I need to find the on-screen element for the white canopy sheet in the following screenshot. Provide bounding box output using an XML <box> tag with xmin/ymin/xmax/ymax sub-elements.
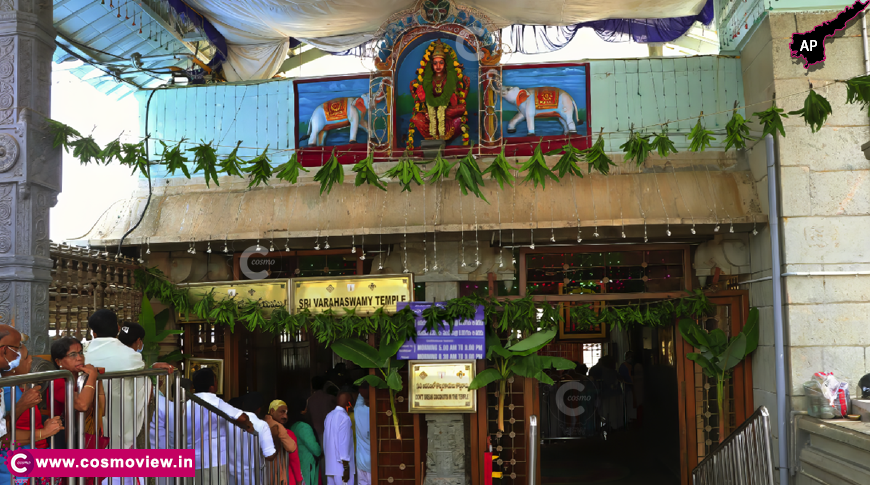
<box><xmin>186</xmin><ymin>0</ymin><xmax>707</xmax><ymax>81</ymax></box>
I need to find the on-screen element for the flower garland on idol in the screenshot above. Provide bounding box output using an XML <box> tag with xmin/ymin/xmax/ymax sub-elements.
<box><xmin>408</xmin><ymin>40</ymin><xmax>470</xmax><ymax>151</ymax></box>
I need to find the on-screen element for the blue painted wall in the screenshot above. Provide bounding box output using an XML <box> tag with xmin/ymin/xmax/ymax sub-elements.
<box><xmin>139</xmin><ymin>56</ymin><xmax>743</xmax><ymax>179</ymax></box>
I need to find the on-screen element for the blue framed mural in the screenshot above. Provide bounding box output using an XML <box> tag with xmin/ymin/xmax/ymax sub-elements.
<box><xmin>395</xmin><ymin>35</ymin><xmax>479</xmax><ymax>151</ymax></box>
<box><xmin>501</xmin><ymin>64</ymin><xmax>589</xmax><ymax>139</ymax></box>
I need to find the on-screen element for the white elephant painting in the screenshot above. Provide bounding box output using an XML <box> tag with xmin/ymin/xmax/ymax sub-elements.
<box><xmin>306</xmin><ymin>92</ymin><xmax>381</xmax><ymax>146</ymax></box>
<box><xmin>500</xmin><ymin>86</ymin><xmax>580</xmax><ymax>136</ymax></box>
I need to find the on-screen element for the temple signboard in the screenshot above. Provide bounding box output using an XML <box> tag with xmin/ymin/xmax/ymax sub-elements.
<box><xmin>408</xmin><ymin>360</ymin><xmax>477</xmax><ymax>413</ymax></box>
<box><xmin>290</xmin><ymin>274</ymin><xmax>414</xmax><ymax>315</ymax></box>
<box><xmin>396</xmin><ymin>302</ymin><xmax>486</xmax><ymax>360</ymax></box>
<box><xmin>180</xmin><ymin>280</ymin><xmax>290</xmax><ymax>319</ymax></box>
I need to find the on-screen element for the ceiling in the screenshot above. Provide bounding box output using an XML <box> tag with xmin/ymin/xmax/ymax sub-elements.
<box><xmin>52</xmin><ymin>0</ymin><xmax>216</xmax><ymax>98</ymax></box>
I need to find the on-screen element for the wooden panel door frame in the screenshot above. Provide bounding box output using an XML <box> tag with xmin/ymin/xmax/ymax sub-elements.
<box><xmin>677</xmin><ymin>289</ymin><xmax>753</xmax><ymax>485</ymax></box>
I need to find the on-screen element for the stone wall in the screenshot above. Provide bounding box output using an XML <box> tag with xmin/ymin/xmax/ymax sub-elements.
<box><xmin>742</xmin><ymin>9</ymin><xmax>870</xmax><ymax>481</ymax></box>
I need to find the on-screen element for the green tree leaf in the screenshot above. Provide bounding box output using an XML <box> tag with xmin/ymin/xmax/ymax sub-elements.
<box><xmin>519</xmin><ymin>140</ymin><xmax>559</xmax><ymax>189</ymax></box>
<box><xmin>687</xmin><ymin>117</ymin><xmax>715</xmax><ymax>152</ymax></box>
<box><xmin>355</xmin><ymin>374</ymin><xmax>389</xmax><ymax>389</ymax></box>
<box><xmin>742</xmin><ymin>307</ymin><xmax>760</xmax><ymax>355</ymax></box>
<box><xmin>651</xmin><ymin>125</ymin><xmax>679</xmax><ymax>158</ymax></box>
<box><xmin>469</xmin><ymin>368</ymin><xmax>503</xmax><ymax>390</ymax></box>
<box><xmin>505</xmin><ymin>327</ymin><xmax>557</xmax><ymax>354</ymax></box>
<box><xmin>313</xmin><ymin>149</ymin><xmax>344</xmax><ymax>195</ymax></box>
<box><xmin>482</xmin><ymin>147</ymin><xmax>517</xmax><ymax>189</ymax></box>
<box><xmin>718</xmin><ymin>333</ymin><xmax>746</xmax><ymax>372</ymax></box>
<box><xmin>552</xmin><ymin>143</ymin><xmax>585</xmax><ymax>178</ymax></box>
<box><xmin>274</xmin><ymin>151</ymin><xmax>310</xmax><ymax>184</ymax></box>
<box><xmin>789</xmin><ymin>89</ymin><xmax>832</xmax><ymax>133</ymax></box>
<box><xmin>845</xmin><ymin>74</ymin><xmax>870</xmax><ymax>117</ymax></box>
<box><xmin>455</xmin><ymin>147</ymin><xmax>488</xmax><ymax>202</ymax></box>
<box><xmin>189</xmin><ymin>141</ymin><xmax>221</xmax><ymax>187</ymax></box>
<box><xmin>724</xmin><ymin>112</ymin><xmax>755</xmax><ymax>151</ymax></box>
<box><xmin>241</xmin><ymin>145</ymin><xmax>274</xmax><ymax>187</ymax></box>
<box><xmin>619</xmin><ymin>129</ymin><xmax>653</xmax><ymax>167</ymax></box>
<box><xmin>352</xmin><ymin>152</ymin><xmax>387</xmax><ymax>191</ymax></box>
<box><xmin>159</xmin><ymin>139</ymin><xmax>191</xmax><ymax>178</ymax></box>
<box><xmin>752</xmin><ymin>103</ymin><xmax>788</xmax><ymax>139</ymax></box>
<box><xmin>583</xmin><ymin>131</ymin><xmax>615</xmax><ymax>175</ymax></box>
<box><xmin>46</xmin><ymin>119</ymin><xmax>81</xmax><ymax>152</ymax></box>
<box><xmin>423</xmin><ymin>148</ymin><xmax>455</xmax><ymax>182</ymax></box>
<box><xmin>70</xmin><ymin>136</ymin><xmax>103</xmax><ymax>165</ymax></box>
<box><xmin>386</xmin><ymin>367</ymin><xmax>403</xmax><ymax>391</ymax></box>
<box><xmin>330</xmin><ymin>338</ymin><xmax>383</xmax><ymax>368</ymax></box>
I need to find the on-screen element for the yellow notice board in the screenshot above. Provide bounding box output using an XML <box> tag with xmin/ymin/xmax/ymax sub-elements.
<box><xmin>290</xmin><ymin>274</ymin><xmax>414</xmax><ymax>315</ymax></box>
<box><xmin>180</xmin><ymin>280</ymin><xmax>290</xmax><ymax>319</ymax></box>
<box><xmin>408</xmin><ymin>360</ymin><xmax>477</xmax><ymax>413</ymax></box>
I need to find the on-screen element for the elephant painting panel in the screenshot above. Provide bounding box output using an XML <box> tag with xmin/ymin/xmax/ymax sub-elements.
<box><xmin>500</xmin><ymin>64</ymin><xmax>589</xmax><ymax>140</ymax></box>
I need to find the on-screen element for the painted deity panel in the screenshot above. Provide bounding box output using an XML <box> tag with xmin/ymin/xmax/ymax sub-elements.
<box><xmin>396</xmin><ymin>36</ymin><xmax>479</xmax><ymax>150</ymax></box>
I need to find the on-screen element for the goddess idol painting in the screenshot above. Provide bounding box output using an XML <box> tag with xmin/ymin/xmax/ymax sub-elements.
<box><xmin>407</xmin><ymin>39</ymin><xmax>471</xmax><ymax>149</ymax></box>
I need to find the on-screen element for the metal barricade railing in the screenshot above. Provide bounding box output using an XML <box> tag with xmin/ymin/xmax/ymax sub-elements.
<box><xmin>82</xmin><ymin>368</ymin><xmax>185</xmax><ymax>485</ymax></box>
<box><xmin>3</xmin><ymin>370</ymin><xmax>76</xmax><ymax>485</ymax></box>
<box><xmin>264</xmin><ymin>446</ymin><xmax>290</xmax><ymax>485</ymax></box>
<box><xmin>691</xmin><ymin>406</ymin><xmax>775</xmax><ymax>485</ymax></box>
<box><xmin>185</xmin><ymin>391</ymin><xmax>266</xmax><ymax>485</ymax></box>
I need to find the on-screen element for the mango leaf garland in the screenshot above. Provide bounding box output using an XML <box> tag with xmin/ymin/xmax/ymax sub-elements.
<box><xmin>583</xmin><ymin>132</ymin><xmax>615</xmax><ymax>175</ymax></box>
<box><xmin>687</xmin><ymin>117</ymin><xmax>715</xmax><ymax>152</ymax></box>
<box><xmin>313</xmin><ymin>149</ymin><xmax>344</xmax><ymax>195</ymax></box>
<box><xmin>120</xmin><ymin>141</ymin><xmax>149</xmax><ymax>177</ymax></box>
<box><xmin>351</xmin><ymin>152</ymin><xmax>386</xmax><ymax>191</ymax></box>
<box><xmin>481</xmin><ymin>147</ymin><xmax>516</xmax><ymax>189</ymax></box>
<box><xmin>651</xmin><ymin>125</ymin><xmax>679</xmax><ymax>158</ymax></box>
<box><xmin>552</xmin><ymin>143</ymin><xmax>585</xmax><ymax>178</ymax></box>
<box><xmin>519</xmin><ymin>140</ymin><xmax>559</xmax><ymax>189</ymax></box>
<box><xmin>789</xmin><ymin>89</ymin><xmax>832</xmax><ymax>133</ymax></box>
<box><xmin>100</xmin><ymin>138</ymin><xmax>123</xmax><ymax>165</ymax></box>
<box><xmin>845</xmin><ymin>74</ymin><xmax>870</xmax><ymax>116</ymax></box>
<box><xmin>274</xmin><ymin>152</ymin><xmax>309</xmax><ymax>184</ymax></box>
<box><xmin>46</xmin><ymin>119</ymin><xmax>81</xmax><ymax>152</ymax></box>
<box><xmin>70</xmin><ymin>136</ymin><xmax>103</xmax><ymax>165</ymax></box>
<box><xmin>455</xmin><ymin>147</ymin><xmax>488</xmax><ymax>202</ymax></box>
<box><xmin>384</xmin><ymin>156</ymin><xmax>424</xmax><ymax>192</ymax></box>
<box><xmin>423</xmin><ymin>148</ymin><xmax>455</xmax><ymax>182</ymax></box>
<box><xmin>619</xmin><ymin>129</ymin><xmax>653</xmax><ymax>167</ymax></box>
<box><xmin>159</xmin><ymin>139</ymin><xmax>191</xmax><ymax>178</ymax></box>
<box><xmin>752</xmin><ymin>103</ymin><xmax>788</xmax><ymax>139</ymax></box>
<box><xmin>188</xmin><ymin>142</ymin><xmax>221</xmax><ymax>187</ymax></box>
<box><xmin>723</xmin><ymin>112</ymin><xmax>755</xmax><ymax>151</ymax></box>
<box><xmin>219</xmin><ymin>141</ymin><xmax>246</xmax><ymax>178</ymax></box>
<box><xmin>241</xmin><ymin>145</ymin><xmax>274</xmax><ymax>188</ymax></box>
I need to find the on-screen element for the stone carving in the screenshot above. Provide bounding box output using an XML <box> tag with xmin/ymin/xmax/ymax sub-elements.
<box><xmin>0</xmin><ymin>37</ymin><xmax>13</xmax><ymax>125</ymax></box>
<box><xmin>0</xmin><ymin>132</ymin><xmax>18</xmax><ymax>172</ymax></box>
<box><xmin>423</xmin><ymin>414</ymin><xmax>468</xmax><ymax>485</ymax></box>
<box><xmin>19</xmin><ymin>38</ymin><xmax>32</xmax><ymax>116</ymax></box>
<box><xmin>0</xmin><ymin>183</ymin><xmax>11</xmax><ymax>253</ymax></box>
<box><xmin>0</xmin><ymin>281</ymin><xmax>10</xmax><ymax>324</ymax></box>
<box><xmin>0</xmin><ymin>0</ymin><xmax>12</xmax><ymax>12</ymax></box>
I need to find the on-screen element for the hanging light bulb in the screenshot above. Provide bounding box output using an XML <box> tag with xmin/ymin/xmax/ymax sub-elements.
<box><xmin>729</xmin><ymin>224</ymin><xmax>734</xmax><ymax>234</ymax></box>
<box><xmin>315</xmin><ymin>243</ymin><xmax>321</xmax><ymax>250</ymax></box>
<box><xmin>360</xmin><ymin>252</ymin><xmax>366</xmax><ymax>261</ymax></box>
<box><xmin>691</xmin><ymin>225</ymin><xmax>697</xmax><ymax>235</ymax></box>
<box><xmin>666</xmin><ymin>229</ymin><xmax>672</xmax><ymax>237</ymax></box>
<box><xmin>256</xmin><ymin>239</ymin><xmax>262</xmax><ymax>251</ymax></box>
<box><xmin>461</xmin><ymin>261</ymin><xmax>467</xmax><ymax>267</ymax></box>
<box><xmin>593</xmin><ymin>232</ymin><xmax>599</xmax><ymax>238</ymax></box>
<box><xmin>714</xmin><ymin>224</ymin><xmax>720</xmax><ymax>232</ymax></box>
<box><xmin>475</xmin><ymin>259</ymin><xmax>481</xmax><ymax>267</ymax></box>
<box><xmin>423</xmin><ymin>266</ymin><xmax>429</xmax><ymax>273</ymax></box>
<box><xmin>284</xmin><ymin>239</ymin><xmax>290</xmax><ymax>252</ymax></box>
<box><xmin>752</xmin><ymin>228</ymin><xmax>758</xmax><ymax>236</ymax></box>
<box><xmin>549</xmin><ymin>235</ymin><xmax>555</xmax><ymax>243</ymax></box>
<box><xmin>145</xmin><ymin>238</ymin><xmax>151</xmax><ymax>255</ymax></box>
<box><xmin>324</xmin><ymin>241</ymin><xmax>330</xmax><ymax>249</ymax></box>
<box><xmin>433</xmin><ymin>263</ymin><xmax>439</xmax><ymax>271</ymax></box>
<box><xmin>529</xmin><ymin>243</ymin><xmax>535</xmax><ymax>250</ymax></box>
<box><xmin>621</xmin><ymin>231</ymin><xmax>626</xmax><ymax>239</ymax></box>
<box><xmin>223</xmin><ymin>242</ymin><xmax>228</xmax><ymax>253</ymax></box>
<box><xmin>207</xmin><ymin>242</ymin><xmax>212</xmax><ymax>254</ymax></box>
<box><xmin>352</xmin><ymin>246</ymin><xmax>357</xmax><ymax>254</ymax></box>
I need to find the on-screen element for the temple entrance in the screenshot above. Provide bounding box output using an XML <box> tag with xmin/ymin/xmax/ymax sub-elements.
<box><xmin>538</xmin><ymin>328</ymin><xmax>682</xmax><ymax>485</ymax></box>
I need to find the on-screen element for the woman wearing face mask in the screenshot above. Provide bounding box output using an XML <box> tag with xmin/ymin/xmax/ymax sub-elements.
<box><xmin>118</xmin><ymin>323</ymin><xmax>146</xmax><ymax>353</ymax></box>
<box><xmin>0</xmin><ymin>345</ymin><xmax>64</xmax><ymax>484</ymax></box>
<box><xmin>51</xmin><ymin>336</ymin><xmax>107</xmax><ymax>452</ymax></box>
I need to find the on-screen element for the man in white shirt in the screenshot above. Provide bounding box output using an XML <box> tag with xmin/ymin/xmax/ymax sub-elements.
<box><xmin>228</xmin><ymin>392</ymin><xmax>277</xmax><ymax>484</ymax></box>
<box><xmin>84</xmin><ymin>310</ymin><xmax>174</xmax><ymax>485</ymax></box>
<box><xmin>186</xmin><ymin>368</ymin><xmax>251</xmax><ymax>484</ymax></box>
<box><xmin>323</xmin><ymin>392</ymin><xmax>355</xmax><ymax>485</ymax></box>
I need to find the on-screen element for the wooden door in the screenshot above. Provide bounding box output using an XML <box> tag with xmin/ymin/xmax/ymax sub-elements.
<box><xmin>676</xmin><ymin>290</ymin><xmax>754</xmax><ymax>485</ymax></box>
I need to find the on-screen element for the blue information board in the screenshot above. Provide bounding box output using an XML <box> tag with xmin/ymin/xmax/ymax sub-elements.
<box><xmin>396</xmin><ymin>302</ymin><xmax>486</xmax><ymax>360</ymax></box>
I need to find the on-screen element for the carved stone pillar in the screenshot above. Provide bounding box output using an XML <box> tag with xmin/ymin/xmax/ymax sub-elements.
<box><xmin>423</xmin><ymin>414</ymin><xmax>469</xmax><ymax>485</ymax></box>
<box><xmin>0</xmin><ymin>0</ymin><xmax>61</xmax><ymax>354</ymax></box>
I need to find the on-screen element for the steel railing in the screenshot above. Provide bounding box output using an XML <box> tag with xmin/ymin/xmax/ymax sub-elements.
<box><xmin>692</xmin><ymin>406</ymin><xmax>775</xmax><ymax>485</ymax></box>
<box><xmin>3</xmin><ymin>369</ymin><xmax>77</xmax><ymax>485</ymax></box>
<box><xmin>185</xmin><ymin>391</ymin><xmax>268</xmax><ymax>485</ymax></box>
<box><xmin>264</xmin><ymin>445</ymin><xmax>290</xmax><ymax>485</ymax></box>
